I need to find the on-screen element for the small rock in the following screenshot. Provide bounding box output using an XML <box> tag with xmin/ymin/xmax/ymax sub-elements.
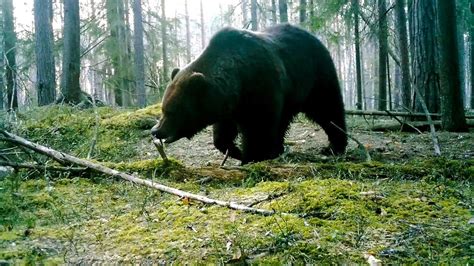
<box><xmin>0</xmin><ymin>166</ymin><xmax>14</xmax><ymax>180</ymax></box>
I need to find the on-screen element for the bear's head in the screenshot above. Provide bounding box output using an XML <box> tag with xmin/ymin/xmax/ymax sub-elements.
<box><xmin>151</xmin><ymin>68</ymin><xmax>215</xmax><ymax>143</ymax></box>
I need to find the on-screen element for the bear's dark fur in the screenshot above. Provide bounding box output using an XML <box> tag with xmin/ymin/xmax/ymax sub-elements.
<box><xmin>152</xmin><ymin>24</ymin><xmax>347</xmax><ymax>164</ymax></box>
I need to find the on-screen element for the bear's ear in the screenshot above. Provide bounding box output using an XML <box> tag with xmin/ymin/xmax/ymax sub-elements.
<box><xmin>171</xmin><ymin>68</ymin><xmax>180</xmax><ymax>80</ymax></box>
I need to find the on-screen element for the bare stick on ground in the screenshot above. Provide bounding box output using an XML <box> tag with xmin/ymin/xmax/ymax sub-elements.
<box><xmin>0</xmin><ymin>130</ymin><xmax>275</xmax><ymax>216</ymax></box>
<box><xmin>0</xmin><ymin>160</ymin><xmax>86</xmax><ymax>172</ymax></box>
<box><xmin>152</xmin><ymin>137</ymin><xmax>168</xmax><ymax>161</ymax></box>
<box><xmin>412</xmin><ymin>86</ymin><xmax>441</xmax><ymax>156</ymax></box>
<box><xmin>384</xmin><ymin>110</ymin><xmax>423</xmax><ymax>134</ymax></box>
<box><xmin>330</xmin><ymin>121</ymin><xmax>371</xmax><ymax>162</ymax></box>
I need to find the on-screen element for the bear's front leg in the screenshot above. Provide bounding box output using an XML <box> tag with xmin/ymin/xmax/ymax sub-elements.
<box><xmin>213</xmin><ymin>122</ymin><xmax>242</xmax><ymax>160</ymax></box>
<box><xmin>239</xmin><ymin>119</ymin><xmax>284</xmax><ymax>164</ymax></box>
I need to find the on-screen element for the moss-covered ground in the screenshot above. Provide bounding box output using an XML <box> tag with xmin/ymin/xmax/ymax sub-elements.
<box><xmin>0</xmin><ymin>105</ymin><xmax>473</xmax><ymax>264</ymax></box>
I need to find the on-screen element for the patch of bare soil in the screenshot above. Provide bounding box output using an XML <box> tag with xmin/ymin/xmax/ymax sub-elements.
<box><xmin>145</xmin><ymin>120</ymin><xmax>473</xmax><ymax>166</ymax></box>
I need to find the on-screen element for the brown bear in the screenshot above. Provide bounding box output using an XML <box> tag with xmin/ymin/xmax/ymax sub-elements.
<box><xmin>152</xmin><ymin>24</ymin><xmax>347</xmax><ymax>164</ymax></box>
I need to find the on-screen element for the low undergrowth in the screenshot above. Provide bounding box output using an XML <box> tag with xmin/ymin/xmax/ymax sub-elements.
<box><xmin>0</xmin><ymin>105</ymin><xmax>472</xmax><ymax>264</ymax></box>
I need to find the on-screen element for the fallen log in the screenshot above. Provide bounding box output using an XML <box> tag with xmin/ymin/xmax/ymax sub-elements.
<box><xmin>346</xmin><ymin>109</ymin><xmax>474</xmax><ymax>119</ymax></box>
<box><xmin>0</xmin><ymin>130</ymin><xmax>276</xmax><ymax>216</ymax></box>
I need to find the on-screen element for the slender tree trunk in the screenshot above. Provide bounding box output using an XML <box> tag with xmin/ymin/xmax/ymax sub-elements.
<box><xmin>0</xmin><ymin>0</ymin><xmax>4</xmax><ymax>110</ymax></box>
<box><xmin>133</xmin><ymin>0</ymin><xmax>146</xmax><ymax>107</ymax></box>
<box><xmin>395</xmin><ymin>0</ymin><xmax>411</xmax><ymax>110</ymax></box>
<box><xmin>185</xmin><ymin>0</ymin><xmax>191</xmax><ymax>63</ymax></box>
<box><xmin>299</xmin><ymin>0</ymin><xmax>306</xmax><ymax>25</ymax></box>
<box><xmin>242</xmin><ymin>0</ymin><xmax>248</xmax><ymax>27</ymax></box>
<box><xmin>271</xmin><ymin>0</ymin><xmax>277</xmax><ymax>25</ymax></box>
<box><xmin>471</xmin><ymin>19</ymin><xmax>474</xmax><ymax>109</ymax></box>
<box><xmin>251</xmin><ymin>0</ymin><xmax>258</xmax><ymax>30</ymax></box>
<box><xmin>353</xmin><ymin>0</ymin><xmax>363</xmax><ymax>110</ymax></box>
<box><xmin>161</xmin><ymin>0</ymin><xmax>169</xmax><ymax>82</ymax></box>
<box><xmin>3</xmin><ymin>0</ymin><xmax>18</xmax><ymax>110</ymax></box>
<box><xmin>34</xmin><ymin>0</ymin><xmax>56</xmax><ymax>106</ymax></box>
<box><xmin>437</xmin><ymin>0</ymin><xmax>467</xmax><ymax>131</ymax></box>
<box><xmin>60</xmin><ymin>0</ymin><xmax>81</xmax><ymax>104</ymax></box>
<box><xmin>309</xmin><ymin>0</ymin><xmax>314</xmax><ymax>30</ymax></box>
<box><xmin>200</xmin><ymin>0</ymin><xmax>206</xmax><ymax>49</ymax></box>
<box><xmin>279</xmin><ymin>0</ymin><xmax>288</xmax><ymax>23</ymax></box>
<box><xmin>377</xmin><ymin>0</ymin><xmax>388</xmax><ymax>110</ymax></box>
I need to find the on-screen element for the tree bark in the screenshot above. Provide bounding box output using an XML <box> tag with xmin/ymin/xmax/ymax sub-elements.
<box><xmin>271</xmin><ymin>0</ymin><xmax>277</xmax><ymax>25</ymax></box>
<box><xmin>185</xmin><ymin>0</ymin><xmax>191</xmax><ymax>63</ymax></box>
<box><xmin>60</xmin><ymin>0</ymin><xmax>81</xmax><ymax>104</ymax></box>
<box><xmin>160</xmin><ymin>0</ymin><xmax>169</xmax><ymax>83</ymax></box>
<box><xmin>437</xmin><ymin>0</ymin><xmax>467</xmax><ymax>131</ymax></box>
<box><xmin>34</xmin><ymin>0</ymin><xmax>56</xmax><ymax>106</ymax></box>
<box><xmin>3</xmin><ymin>0</ymin><xmax>18</xmax><ymax>110</ymax></box>
<box><xmin>395</xmin><ymin>0</ymin><xmax>411</xmax><ymax>110</ymax></box>
<box><xmin>133</xmin><ymin>0</ymin><xmax>146</xmax><ymax>108</ymax></box>
<box><xmin>409</xmin><ymin>0</ymin><xmax>440</xmax><ymax>113</ymax></box>
<box><xmin>471</xmin><ymin>13</ymin><xmax>474</xmax><ymax>109</ymax></box>
<box><xmin>0</xmin><ymin>0</ymin><xmax>4</xmax><ymax>110</ymax></box>
<box><xmin>299</xmin><ymin>0</ymin><xmax>306</xmax><ymax>24</ymax></box>
<box><xmin>352</xmin><ymin>0</ymin><xmax>363</xmax><ymax>110</ymax></box>
<box><xmin>279</xmin><ymin>0</ymin><xmax>288</xmax><ymax>23</ymax></box>
<box><xmin>200</xmin><ymin>0</ymin><xmax>206</xmax><ymax>49</ymax></box>
<box><xmin>251</xmin><ymin>0</ymin><xmax>258</xmax><ymax>30</ymax></box>
<box><xmin>377</xmin><ymin>0</ymin><xmax>388</xmax><ymax>111</ymax></box>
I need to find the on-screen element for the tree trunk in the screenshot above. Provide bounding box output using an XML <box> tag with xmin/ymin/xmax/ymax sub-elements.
<box><xmin>34</xmin><ymin>0</ymin><xmax>56</xmax><ymax>106</ymax></box>
<box><xmin>279</xmin><ymin>0</ymin><xmax>288</xmax><ymax>23</ymax></box>
<box><xmin>437</xmin><ymin>0</ymin><xmax>467</xmax><ymax>131</ymax></box>
<box><xmin>251</xmin><ymin>0</ymin><xmax>258</xmax><ymax>30</ymax></box>
<box><xmin>352</xmin><ymin>0</ymin><xmax>363</xmax><ymax>110</ymax></box>
<box><xmin>471</xmin><ymin>19</ymin><xmax>474</xmax><ymax>109</ymax></box>
<box><xmin>271</xmin><ymin>0</ymin><xmax>277</xmax><ymax>25</ymax></box>
<box><xmin>60</xmin><ymin>0</ymin><xmax>81</xmax><ymax>104</ymax></box>
<box><xmin>185</xmin><ymin>0</ymin><xmax>191</xmax><ymax>63</ymax></box>
<box><xmin>309</xmin><ymin>0</ymin><xmax>314</xmax><ymax>30</ymax></box>
<box><xmin>200</xmin><ymin>0</ymin><xmax>206</xmax><ymax>49</ymax></box>
<box><xmin>133</xmin><ymin>0</ymin><xmax>146</xmax><ymax>108</ymax></box>
<box><xmin>106</xmin><ymin>0</ymin><xmax>133</xmax><ymax>106</ymax></box>
<box><xmin>299</xmin><ymin>0</ymin><xmax>306</xmax><ymax>25</ymax></box>
<box><xmin>395</xmin><ymin>0</ymin><xmax>411</xmax><ymax>110</ymax></box>
<box><xmin>160</xmin><ymin>0</ymin><xmax>169</xmax><ymax>83</ymax></box>
<box><xmin>0</xmin><ymin>0</ymin><xmax>4</xmax><ymax>110</ymax></box>
<box><xmin>377</xmin><ymin>0</ymin><xmax>388</xmax><ymax>111</ymax></box>
<box><xmin>3</xmin><ymin>0</ymin><xmax>18</xmax><ymax>110</ymax></box>
<box><xmin>409</xmin><ymin>0</ymin><xmax>440</xmax><ymax>113</ymax></box>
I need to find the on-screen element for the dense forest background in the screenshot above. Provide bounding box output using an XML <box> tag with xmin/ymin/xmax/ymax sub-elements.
<box><xmin>1</xmin><ymin>0</ymin><xmax>473</xmax><ymax>127</ymax></box>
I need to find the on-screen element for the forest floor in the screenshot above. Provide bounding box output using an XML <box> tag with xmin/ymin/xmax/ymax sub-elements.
<box><xmin>0</xmin><ymin>105</ymin><xmax>473</xmax><ymax>264</ymax></box>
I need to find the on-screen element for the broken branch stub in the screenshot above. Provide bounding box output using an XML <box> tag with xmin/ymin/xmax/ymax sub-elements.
<box><xmin>152</xmin><ymin>137</ymin><xmax>168</xmax><ymax>161</ymax></box>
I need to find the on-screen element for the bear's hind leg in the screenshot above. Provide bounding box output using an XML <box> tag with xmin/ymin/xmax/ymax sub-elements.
<box><xmin>303</xmin><ymin>96</ymin><xmax>347</xmax><ymax>155</ymax></box>
<box><xmin>213</xmin><ymin>122</ymin><xmax>242</xmax><ymax>160</ymax></box>
<box><xmin>240</xmin><ymin>119</ymin><xmax>283</xmax><ymax>164</ymax></box>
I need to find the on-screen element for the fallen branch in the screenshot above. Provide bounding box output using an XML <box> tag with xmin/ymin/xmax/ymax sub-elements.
<box><xmin>346</xmin><ymin>109</ymin><xmax>474</xmax><ymax>119</ymax></box>
<box><xmin>384</xmin><ymin>110</ymin><xmax>422</xmax><ymax>134</ymax></box>
<box><xmin>330</xmin><ymin>122</ymin><xmax>371</xmax><ymax>162</ymax></box>
<box><xmin>0</xmin><ymin>160</ymin><xmax>86</xmax><ymax>172</ymax></box>
<box><xmin>0</xmin><ymin>130</ymin><xmax>275</xmax><ymax>216</ymax></box>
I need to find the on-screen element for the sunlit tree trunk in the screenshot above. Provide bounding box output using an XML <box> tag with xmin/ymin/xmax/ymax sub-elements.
<box><xmin>185</xmin><ymin>0</ymin><xmax>191</xmax><ymax>63</ymax></box>
<box><xmin>299</xmin><ymin>0</ymin><xmax>306</xmax><ymax>25</ymax></box>
<box><xmin>395</xmin><ymin>0</ymin><xmax>411</xmax><ymax>110</ymax></box>
<box><xmin>161</xmin><ymin>0</ymin><xmax>169</xmax><ymax>82</ymax></box>
<box><xmin>377</xmin><ymin>0</ymin><xmax>388</xmax><ymax>110</ymax></box>
<box><xmin>279</xmin><ymin>0</ymin><xmax>288</xmax><ymax>23</ymax></box>
<box><xmin>3</xmin><ymin>0</ymin><xmax>17</xmax><ymax>110</ymax></box>
<box><xmin>471</xmin><ymin>18</ymin><xmax>474</xmax><ymax>109</ymax></box>
<box><xmin>0</xmin><ymin>0</ymin><xmax>4</xmax><ymax>110</ymax></box>
<box><xmin>352</xmin><ymin>0</ymin><xmax>363</xmax><ymax>110</ymax></box>
<box><xmin>200</xmin><ymin>0</ymin><xmax>206</xmax><ymax>49</ymax></box>
<box><xmin>437</xmin><ymin>0</ymin><xmax>467</xmax><ymax>131</ymax></box>
<box><xmin>251</xmin><ymin>0</ymin><xmax>258</xmax><ymax>30</ymax></box>
<box><xmin>133</xmin><ymin>0</ymin><xmax>146</xmax><ymax>107</ymax></box>
<box><xmin>34</xmin><ymin>0</ymin><xmax>56</xmax><ymax>106</ymax></box>
<box><xmin>271</xmin><ymin>0</ymin><xmax>277</xmax><ymax>25</ymax></box>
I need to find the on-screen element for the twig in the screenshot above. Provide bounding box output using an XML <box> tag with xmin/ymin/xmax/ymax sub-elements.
<box><xmin>330</xmin><ymin>121</ymin><xmax>371</xmax><ymax>162</ymax></box>
<box><xmin>412</xmin><ymin>85</ymin><xmax>441</xmax><ymax>156</ymax></box>
<box><xmin>0</xmin><ymin>130</ymin><xmax>276</xmax><ymax>216</ymax></box>
<box><xmin>152</xmin><ymin>137</ymin><xmax>168</xmax><ymax>161</ymax></box>
<box><xmin>0</xmin><ymin>160</ymin><xmax>86</xmax><ymax>172</ymax></box>
<box><xmin>248</xmin><ymin>191</ymin><xmax>288</xmax><ymax>207</ymax></box>
<box><xmin>384</xmin><ymin>110</ymin><xmax>422</xmax><ymax>134</ymax></box>
<box><xmin>220</xmin><ymin>149</ymin><xmax>229</xmax><ymax>167</ymax></box>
